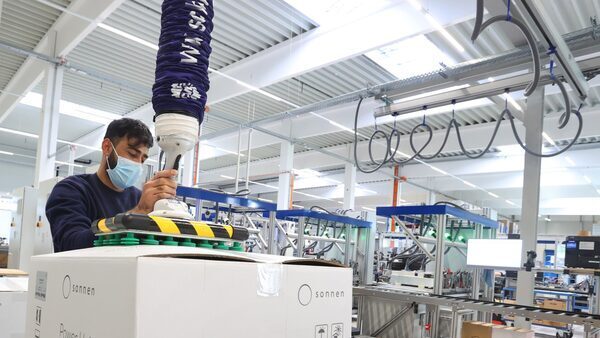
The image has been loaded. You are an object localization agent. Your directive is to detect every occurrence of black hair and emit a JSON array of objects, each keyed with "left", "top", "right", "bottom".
[{"left": 104, "top": 118, "right": 154, "bottom": 148}]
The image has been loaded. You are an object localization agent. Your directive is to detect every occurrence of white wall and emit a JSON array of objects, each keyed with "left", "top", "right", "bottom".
[
  {"left": 537, "top": 219, "right": 596, "bottom": 236},
  {"left": 0, "top": 210, "right": 11, "bottom": 243},
  {"left": 0, "top": 161, "right": 34, "bottom": 194}
]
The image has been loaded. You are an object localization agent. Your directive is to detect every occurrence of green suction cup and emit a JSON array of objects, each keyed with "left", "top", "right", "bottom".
[
  {"left": 229, "top": 242, "right": 244, "bottom": 252},
  {"left": 197, "top": 240, "right": 212, "bottom": 249},
  {"left": 93, "top": 237, "right": 104, "bottom": 247},
  {"left": 120, "top": 232, "right": 140, "bottom": 246},
  {"left": 213, "top": 241, "right": 229, "bottom": 250},
  {"left": 141, "top": 235, "right": 160, "bottom": 245},
  {"left": 108, "top": 234, "right": 121, "bottom": 246},
  {"left": 161, "top": 236, "right": 179, "bottom": 246},
  {"left": 180, "top": 238, "right": 196, "bottom": 247}
]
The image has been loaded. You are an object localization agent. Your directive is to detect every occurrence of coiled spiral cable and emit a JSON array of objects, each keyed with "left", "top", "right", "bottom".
[{"left": 353, "top": 0, "right": 585, "bottom": 172}]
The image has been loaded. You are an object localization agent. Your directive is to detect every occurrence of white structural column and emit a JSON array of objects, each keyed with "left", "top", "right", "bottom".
[
  {"left": 515, "top": 87, "right": 545, "bottom": 328},
  {"left": 34, "top": 62, "right": 63, "bottom": 187},
  {"left": 343, "top": 162, "right": 357, "bottom": 210},
  {"left": 395, "top": 168, "right": 403, "bottom": 205},
  {"left": 0, "top": 0, "right": 126, "bottom": 123},
  {"left": 427, "top": 178, "right": 436, "bottom": 205},
  {"left": 67, "top": 145, "right": 76, "bottom": 176},
  {"left": 277, "top": 140, "right": 294, "bottom": 209}
]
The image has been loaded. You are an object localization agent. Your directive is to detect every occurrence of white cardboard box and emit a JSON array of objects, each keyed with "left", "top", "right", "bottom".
[
  {"left": 25, "top": 246, "right": 352, "bottom": 338},
  {"left": 0, "top": 276, "right": 28, "bottom": 338}
]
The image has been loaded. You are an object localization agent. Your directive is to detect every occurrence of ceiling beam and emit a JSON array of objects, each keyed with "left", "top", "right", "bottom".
[
  {"left": 55, "top": 101, "right": 154, "bottom": 161},
  {"left": 207, "top": 0, "right": 475, "bottom": 105},
  {"left": 197, "top": 104, "right": 600, "bottom": 183},
  {"left": 0, "top": 0, "right": 125, "bottom": 123}
]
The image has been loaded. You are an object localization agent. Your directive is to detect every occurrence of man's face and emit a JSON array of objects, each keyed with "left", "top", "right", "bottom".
[{"left": 103, "top": 137, "right": 149, "bottom": 168}]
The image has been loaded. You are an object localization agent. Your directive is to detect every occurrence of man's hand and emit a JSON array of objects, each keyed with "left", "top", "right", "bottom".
[{"left": 130, "top": 169, "right": 178, "bottom": 214}]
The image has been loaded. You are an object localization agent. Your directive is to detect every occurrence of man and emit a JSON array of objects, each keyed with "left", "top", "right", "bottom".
[{"left": 46, "top": 118, "right": 178, "bottom": 252}]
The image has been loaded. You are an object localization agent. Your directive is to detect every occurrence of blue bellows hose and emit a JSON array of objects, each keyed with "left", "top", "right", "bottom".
[{"left": 152, "top": 0, "right": 214, "bottom": 124}]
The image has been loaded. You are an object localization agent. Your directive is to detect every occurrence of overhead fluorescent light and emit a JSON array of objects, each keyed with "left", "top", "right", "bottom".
[
  {"left": 544, "top": 216, "right": 551, "bottom": 222},
  {"left": 428, "top": 164, "right": 448, "bottom": 175},
  {"left": 393, "top": 84, "right": 470, "bottom": 104},
  {"left": 220, "top": 175, "right": 234, "bottom": 179},
  {"left": 506, "top": 200, "right": 517, "bottom": 206},
  {"left": 497, "top": 144, "right": 524, "bottom": 156},
  {"left": 19, "top": 91, "right": 42, "bottom": 107},
  {"left": 502, "top": 93, "right": 523, "bottom": 112},
  {"left": 209, "top": 67, "right": 298, "bottom": 107},
  {"left": 292, "top": 204, "right": 305, "bottom": 209},
  {"left": 97, "top": 23, "right": 294, "bottom": 106},
  {"left": 58, "top": 140, "right": 99, "bottom": 152},
  {"left": 462, "top": 180, "right": 477, "bottom": 188},
  {"left": 0, "top": 127, "right": 38, "bottom": 138},
  {"left": 0, "top": 150, "right": 14, "bottom": 156},
  {"left": 422, "top": 12, "right": 465, "bottom": 53},
  {"left": 0, "top": 127, "right": 99, "bottom": 153},
  {"left": 542, "top": 132, "right": 557, "bottom": 147},
  {"left": 200, "top": 141, "right": 245, "bottom": 157},
  {"left": 363, "top": 207, "right": 376, "bottom": 211},
  {"left": 309, "top": 112, "right": 370, "bottom": 138},
  {"left": 295, "top": 190, "right": 328, "bottom": 200},
  {"left": 405, "top": 1, "right": 464, "bottom": 53},
  {"left": 565, "top": 156, "right": 576, "bottom": 166},
  {"left": 488, "top": 192, "right": 499, "bottom": 198},
  {"left": 98, "top": 23, "right": 158, "bottom": 50},
  {"left": 293, "top": 190, "right": 339, "bottom": 203},
  {"left": 380, "top": 98, "right": 492, "bottom": 124},
  {"left": 19, "top": 92, "right": 122, "bottom": 125},
  {"left": 257, "top": 197, "right": 274, "bottom": 203},
  {"left": 358, "top": 187, "right": 377, "bottom": 194},
  {"left": 366, "top": 35, "right": 457, "bottom": 80},
  {"left": 56, "top": 161, "right": 85, "bottom": 168},
  {"left": 328, "top": 119, "right": 355, "bottom": 134},
  {"left": 295, "top": 168, "right": 321, "bottom": 178},
  {"left": 249, "top": 180, "right": 279, "bottom": 190},
  {"left": 583, "top": 175, "right": 592, "bottom": 184}
]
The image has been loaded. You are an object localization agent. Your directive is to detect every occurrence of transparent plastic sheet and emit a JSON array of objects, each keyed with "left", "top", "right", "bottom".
[{"left": 256, "top": 263, "right": 283, "bottom": 297}]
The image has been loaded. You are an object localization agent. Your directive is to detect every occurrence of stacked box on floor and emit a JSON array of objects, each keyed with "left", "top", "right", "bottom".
[
  {"left": 25, "top": 246, "right": 352, "bottom": 338},
  {"left": 534, "top": 299, "right": 568, "bottom": 328},
  {"left": 462, "top": 321, "right": 534, "bottom": 338}
]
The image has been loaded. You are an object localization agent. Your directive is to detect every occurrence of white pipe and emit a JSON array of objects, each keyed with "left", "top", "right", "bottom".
[
  {"left": 245, "top": 128, "right": 252, "bottom": 190},
  {"left": 234, "top": 125, "right": 242, "bottom": 191}
]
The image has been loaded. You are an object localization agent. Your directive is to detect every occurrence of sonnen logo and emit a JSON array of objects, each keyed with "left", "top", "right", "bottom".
[
  {"left": 62, "top": 275, "right": 95, "bottom": 299},
  {"left": 298, "top": 284, "right": 345, "bottom": 306}
]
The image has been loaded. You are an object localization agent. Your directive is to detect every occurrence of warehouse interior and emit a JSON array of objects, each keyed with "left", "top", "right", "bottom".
[{"left": 1, "top": 0, "right": 600, "bottom": 337}]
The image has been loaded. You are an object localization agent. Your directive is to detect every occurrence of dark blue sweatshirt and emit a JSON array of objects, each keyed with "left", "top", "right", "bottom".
[{"left": 46, "top": 173, "right": 141, "bottom": 252}]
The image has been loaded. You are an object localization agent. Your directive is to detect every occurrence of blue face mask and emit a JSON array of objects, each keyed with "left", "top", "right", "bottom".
[{"left": 106, "top": 143, "right": 143, "bottom": 190}]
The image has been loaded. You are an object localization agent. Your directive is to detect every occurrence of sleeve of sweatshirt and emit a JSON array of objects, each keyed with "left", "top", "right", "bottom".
[{"left": 45, "top": 179, "right": 96, "bottom": 252}]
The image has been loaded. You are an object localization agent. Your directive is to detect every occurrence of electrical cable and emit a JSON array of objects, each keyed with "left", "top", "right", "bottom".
[
  {"left": 208, "top": 188, "right": 251, "bottom": 197},
  {"left": 353, "top": 95, "right": 584, "bottom": 170},
  {"left": 310, "top": 205, "right": 334, "bottom": 214},
  {"left": 434, "top": 201, "right": 466, "bottom": 210},
  {"left": 471, "top": 8, "right": 540, "bottom": 97},
  {"left": 353, "top": 1, "right": 584, "bottom": 171}
]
